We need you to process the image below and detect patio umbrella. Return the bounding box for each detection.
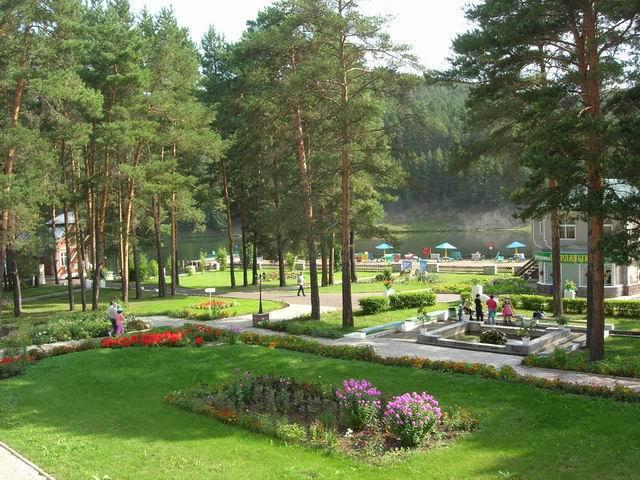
[435,242,457,258]
[506,241,526,254]
[375,243,393,257]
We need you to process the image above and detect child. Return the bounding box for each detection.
[502,298,514,325]
[463,299,473,321]
[474,294,484,322]
[486,295,497,325]
[115,308,125,336]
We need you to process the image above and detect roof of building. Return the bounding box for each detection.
[47,211,76,226]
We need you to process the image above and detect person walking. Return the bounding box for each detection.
[296,272,305,297]
[115,307,125,336]
[502,298,514,325]
[486,295,497,325]
[108,301,118,336]
[474,294,484,322]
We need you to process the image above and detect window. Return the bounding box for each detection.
[605,264,617,286]
[603,222,614,235]
[559,221,576,239]
[578,264,588,287]
[60,251,67,266]
[539,262,552,284]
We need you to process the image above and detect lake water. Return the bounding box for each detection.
[153,228,533,262]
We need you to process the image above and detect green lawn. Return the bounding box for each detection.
[1,290,282,325]
[271,302,456,337]
[145,270,508,295]
[0,346,639,479]
[15,285,69,298]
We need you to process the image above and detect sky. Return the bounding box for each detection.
[127,0,477,70]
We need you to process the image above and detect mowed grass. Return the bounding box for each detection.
[285,302,456,334]
[0,346,639,479]
[1,290,282,325]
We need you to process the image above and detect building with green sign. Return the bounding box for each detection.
[532,216,640,298]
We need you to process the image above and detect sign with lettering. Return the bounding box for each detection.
[534,251,589,264]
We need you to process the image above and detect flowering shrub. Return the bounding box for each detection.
[335,379,382,430]
[0,354,33,379]
[194,300,232,310]
[384,392,442,447]
[101,331,184,348]
[194,336,204,347]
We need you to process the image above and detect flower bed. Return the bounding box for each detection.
[166,371,476,462]
[0,354,33,380]
[0,311,148,347]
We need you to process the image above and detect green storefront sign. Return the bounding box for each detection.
[535,251,589,264]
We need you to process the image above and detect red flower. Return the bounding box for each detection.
[195,336,204,346]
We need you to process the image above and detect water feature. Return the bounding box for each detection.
[143,228,532,263]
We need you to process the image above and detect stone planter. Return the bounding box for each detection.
[401,320,415,332]
[564,289,576,299]
[383,288,395,297]
[252,313,270,327]
[521,336,531,346]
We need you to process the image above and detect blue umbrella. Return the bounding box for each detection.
[435,242,457,258]
[506,241,526,253]
[375,243,393,258]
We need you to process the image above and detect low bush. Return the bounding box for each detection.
[260,320,343,339]
[359,296,389,315]
[505,295,640,318]
[479,329,508,345]
[0,354,32,380]
[384,392,442,447]
[523,348,640,379]
[388,292,436,310]
[336,379,382,430]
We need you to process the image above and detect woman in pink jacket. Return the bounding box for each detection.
[502,298,514,325]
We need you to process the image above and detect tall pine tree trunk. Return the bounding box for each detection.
[51,207,60,285]
[349,229,357,283]
[321,238,329,287]
[220,158,235,288]
[338,12,353,328]
[0,37,27,287]
[571,5,605,361]
[8,249,21,317]
[252,234,258,286]
[170,192,177,296]
[241,214,248,287]
[292,104,320,320]
[75,205,87,311]
[63,203,75,311]
[276,234,286,287]
[329,232,335,285]
[550,207,563,317]
[133,234,142,300]
[153,195,166,298]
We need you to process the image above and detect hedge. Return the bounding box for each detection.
[359,292,436,314]
[359,296,389,315]
[506,295,640,318]
[389,292,436,310]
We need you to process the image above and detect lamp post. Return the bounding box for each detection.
[258,272,266,314]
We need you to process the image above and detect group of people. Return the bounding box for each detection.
[463,294,515,325]
[107,301,125,336]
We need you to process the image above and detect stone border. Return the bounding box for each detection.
[0,441,55,480]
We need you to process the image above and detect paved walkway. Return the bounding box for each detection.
[140,305,640,392]
[0,442,52,480]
